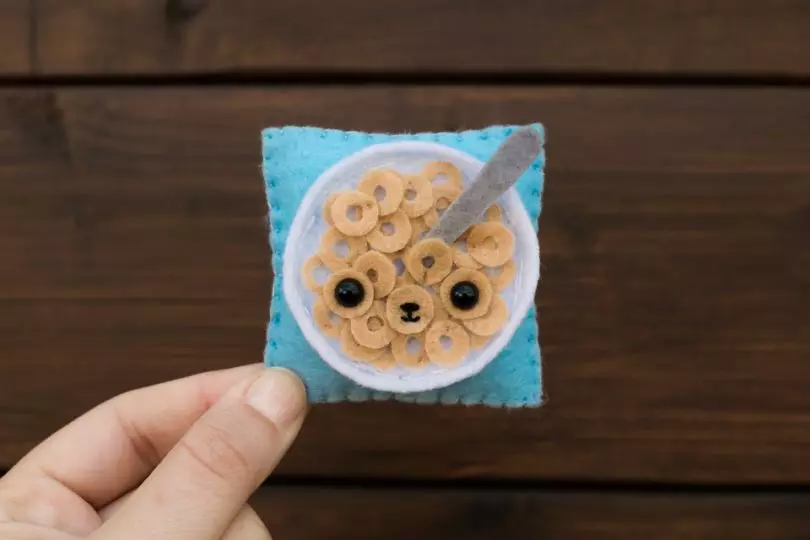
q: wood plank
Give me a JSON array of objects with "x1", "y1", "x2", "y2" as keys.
[
  {"x1": 1, "y1": 87, "x2": 809, "y2": 484},
  {"x1": 0, "y1": 1, "x2": 30, "y2": 74},
  {"x1": 35, "y1": 0, "x2": 810, "y2": 76},
  {"x1": 251, "y1": 486, "x2": 810, "y2": 539}
]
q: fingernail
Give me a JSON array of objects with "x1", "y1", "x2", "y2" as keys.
[{"x1": 246, "y1": 368, "x2": 307, "y2": 427}]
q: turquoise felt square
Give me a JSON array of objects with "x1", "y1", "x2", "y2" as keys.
[{"x1": 262, "y1": 125, "x2": 545, "y2": 407}]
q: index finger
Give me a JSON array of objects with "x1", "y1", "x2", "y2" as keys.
[{"x1": 6, "y1": 363, "x2": 264, "y2": 508}]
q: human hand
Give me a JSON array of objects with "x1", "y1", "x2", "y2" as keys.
[{"x1": 0, "y1": 364, "x2": 307, "y2": 539}]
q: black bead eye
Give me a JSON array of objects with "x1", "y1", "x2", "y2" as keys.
[
  {"x1": 450, "y1": 281, "x2": 479, "y2": 310},
  {"x1": 334, "y1": 278, "x2": 365, "y2": 308}
]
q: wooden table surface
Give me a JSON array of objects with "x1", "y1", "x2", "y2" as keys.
[{"x1": 1, "y1": 2, "x2": 809, "y2": 538}]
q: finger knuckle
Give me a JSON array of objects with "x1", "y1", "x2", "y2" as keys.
[{"x1": 179, "y1": 421, "x2": 253, "y2": 484}]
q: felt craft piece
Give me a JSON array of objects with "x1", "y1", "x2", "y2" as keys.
[{"x1": 262, "y1": 125, "x2": 545, "y2": 407}]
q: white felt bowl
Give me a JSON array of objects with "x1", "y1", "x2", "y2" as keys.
[{"x1": 283, "y1": 141, "x2": 539, "y2": 393}]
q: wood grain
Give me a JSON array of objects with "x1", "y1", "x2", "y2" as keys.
[
  {"x1": 0, "y1": 1, "x2": 30, "y2": 74},
  {"x1": 1, "y1": 87, "x2": 809, "y2": 484},
  {"x1": 35, "y1": 0, "x2": 810, "y2": 76},
  {"x1": 251, "y1": 486, "x2": 810, "y2": 539}
]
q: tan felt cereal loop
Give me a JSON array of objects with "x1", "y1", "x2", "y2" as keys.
[
  {"x1": 323, "y1": 192, "x2": 342, "y2": 227},
  {"x1": 358, "y1": 169, "x2": 404, "y2": 216},
  {"x1": 409, "y1": 216, "x2": 428, "y2": 244},
  {"x1": 391, "y1": 334, "x2": 428, "y2": 368},
  {"x1": 386, "y1": 285, "x2": 434, "y2": 335},
  {"x1": 313, "y1": 296, "x2": 344, "y2": 338},
  {"x1": 469, "y1": 332, "x2": 490, "y2": 350},
  {"x1": 467, "y1": 222, "x2": 515, "y2": 267},
  {"x1": 330, "y1": 191, "x2": 380, "y2": 236},
  {"x1": 425, "y1": 320, "x2": 470, "y2": 366},
  {"x1": 303, "y1": 254, "x2": 329, "y2": 293},
  {"x1": 440, "y1": 268, "x2": 494, "y2": 320},
  {"x1": 429, "y1": 291, "x2": 449, "y2": 321},
  {"x1": 395, "y1": 272, "x2": 416, "y2": 290},
  {"x1": 352, "y1": 251, "x2": 396, "y2": 298},
  {"x1": 487, "y1": 260, "x2": 516, "y2": 291},
  {"x1": 350, "y1": 301, "x2": 397, "y2": 349},
  {"x1": 462, "y1": 295, "x2": 508, "y2": 336},
  {"x1": 421, "y1": 207, "x2": 439, "y2": 228},
  {"x1": 323, "y1": 268, "x2": 374, "y2": 319},
  {"x1": 405, "y1": 238, "x2": 453, "y2": 285},
  {"x1": 422, "y1": 161, "x2": 463, "y2": 190},
  {"x1": 319, "y1": 228, "x2": 367, "y2": 270},
  {"x1": 367, "y1": 209, "x2": 411, "y2": 253},
  {"x1": 452, "y1": 242, "x2": 482, "y2": 270},
  {"x1": 400, "y1": 174, "x2": 434, "y2": 218},
  {"x1": 486, "y1": 204, "x2": 502, "y2": 222},
  {"x1": 340, "y1": 325, "x2": 384, "y2": 362},
  {"x1": 371, "y1": 348, "x2": 398, "y2": 371},
  {"x1": 423, "y1": 187, "x2": 458, "y2": 228},
  {"x1": 433, "y1": 183, "x2": 461, "y2": 207}
]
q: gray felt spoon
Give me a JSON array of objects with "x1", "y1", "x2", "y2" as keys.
[{"x1": 424, "y1": 126, "x2": 543, "y2": 244}]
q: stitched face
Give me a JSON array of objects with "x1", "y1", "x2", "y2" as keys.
[
  {"x1": 385, "y1": 285, "x2": 434, "y2": 335},
  {"x1": 307, "y1": 162, "x2": 516, "y2": 370}
]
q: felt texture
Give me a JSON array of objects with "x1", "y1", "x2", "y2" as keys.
[
  {"x1": 429, "y1": 127, "x2": 542, "y2": 244},
  {"x1": 262, "y1": 125, "x2": 545, "y2": 407}
]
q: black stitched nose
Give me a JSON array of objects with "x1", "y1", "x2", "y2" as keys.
[
  {"x1": 401, "y1": 302, "x2": 420, "y2": 314},
  {"x1": 400, "y1": 302, "x2": 421, "y2": 323}
]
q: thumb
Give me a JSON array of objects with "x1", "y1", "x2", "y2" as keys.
[{"x1": 94, "y1": 367, "x2": 307, "y2": 540}]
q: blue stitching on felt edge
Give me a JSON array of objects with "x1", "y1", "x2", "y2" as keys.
[{"x1": 262, "y1": 125, "x2": 545, "y2": 407}]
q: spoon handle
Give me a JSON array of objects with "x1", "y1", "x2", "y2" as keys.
[{"x1": 425, "y1": 127, "x2": 542, "y2": 244}]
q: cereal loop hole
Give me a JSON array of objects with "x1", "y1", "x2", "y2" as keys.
[
  {"x1": 318, "y1": 228, "x2": 367, "y2": 271},
  {"x1": 367, "y1": 209, "x2": 411, "y2": 253},
  {"x1": 346, "y1": 205, "x2": 361, "y2": 222},
  {"x1": 405, "y1": 238, "x2": 452, "y2": 285},
  {"x1": 350, "y1": 301, "x2": 395, "y2": 349},
  {"x1": 425, "y1": 320, "x2": 470, "y2": 366},
  {"x1": 331, "y1": 191, "x2": 379, "y2": 237},
  {"x1": 303, "y1": 254, "x2": 329, "y2": 293},
  {"x1": 352, "y1": 251, "x2": 396, "y2": 298},
  {"x1": 467, "y1": 222, "x2": 515, "y2": 267},
  {"x1": 333, "y1": 240, "x2": 349, "y2": 257},
  {"x1": 422, "y1": 161, "x2": 463, "y2": 190},
  {"x1": 392, "y1": 334, "x2": 427, "y2": 368},
  {"x1": 400, "y1": 175, "x2": 434, "y2": 218},
  {"x1": 358, "y1": 169, "x2": 404, "y2": 216},
  {"x1": 314, "y1": 266, "x2": 330, "y2": 284},
  {"x1": 367, "y1": 316, "x2": 383, "y2": 331}
]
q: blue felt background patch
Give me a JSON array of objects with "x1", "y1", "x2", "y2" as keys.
[{"x1": 262, "y1": 125, "x2": 545, "y2": 407}]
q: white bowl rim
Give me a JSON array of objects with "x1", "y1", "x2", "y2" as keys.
[{"x1": 282, "y1": 141, "x2": 539, "y2": 393}]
